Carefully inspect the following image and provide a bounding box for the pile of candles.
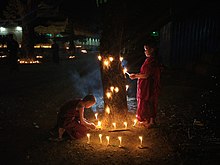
[86,133,144,148]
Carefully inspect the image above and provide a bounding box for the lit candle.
[120,56,123,62]
[133,119,138,127]
[126,85,129,91]
[95,113,98,120]
[114,87,119,93]
[110,86,114,92]
[98,55,102,61]
[112,123,116,129]
[109,56,114,62]
[99,134,102,144]
[118,136,122,147]
[106,92,111,99]
[123,122,128,129]
[105,106,110,114]
[106,136,110,146]
[87,133,91,144]
[96,121,102,129]
[139,136,143,147]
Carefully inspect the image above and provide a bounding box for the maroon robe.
[136,56,161,122]
[57,99,88,139]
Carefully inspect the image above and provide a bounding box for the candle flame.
[133,119,138,126]
[103,60,109,67]
[123,68,127,74]
[95,113,98,120]
[109,56,114,62]
[106,136,110,145]
[106,92,111,99]
[124,122,128,129]
[110,86,114,92]
[114,87,119,93]
[105,106,110,114]
[112,123,116,129]
[98,55,102,61]
[120,56,123,62]
[139,136,143,146]
[99,134,102,144]
[118,136,122,147]
[126,85,129,91]
[96,121,102,129]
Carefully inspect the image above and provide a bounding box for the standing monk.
[129,41,162,128]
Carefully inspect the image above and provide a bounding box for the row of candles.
[86,133,144,148]
[95,113,138,129]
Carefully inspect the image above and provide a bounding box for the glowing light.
[69,56,75,59]
[109,56,114,62]
[126,85,129,91]
[114,87,119,93]
[106,92,111,99]
[16,26,22,31]
[0,27,6,32]
[87,133,91,144]
[95,113,98,120]
[139,136,143,147]
[105,106,110,114]
[99,134,102,144]
[123,122,127,129]
[98,55,102,61]
[96,121,102,129]
[119,56,123,62]
[133,119,138,127]
[110,86,114,92]
[118,136,122,147]
[123,68,127,74]
[81,49,87,53]
[103,60,109,67]
[36,55,43,59]
[112,123,116,129]
[106,136,110,145]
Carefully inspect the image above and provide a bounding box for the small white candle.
[133,119,138,127]
[139,136,143,147]
[95,113,98,120]
[106,136,110,145]
[87,133,91,144]
[99,134,102,144]
[112,123,116,129]
[118,136,122,147]
[124,122,128,129]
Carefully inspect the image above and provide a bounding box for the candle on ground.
[99,134,102,144]
[118,136,122,147]
[87,133,91,144]
[106,136,110,146]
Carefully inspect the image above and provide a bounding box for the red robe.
[136,57,161,122]
[57,99,88,139]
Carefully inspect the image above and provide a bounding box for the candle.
[133,119,138,127]
[105,106,110,114]
[110,86,114,92]
[114,87,119,93]
[99,134,102,144]
[87,133,91,144]
[123,122,128,129]
[95,113,98,120]
[139,136,143,147]
[106,92,111,99]
[106,136,110,146]
[112,123,116,129]
[118,136,122,147]
[96,121,102,129]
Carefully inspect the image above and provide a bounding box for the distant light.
[16,26,22,31]
[81,49,87,53]
[150,31,159,37]
[0,27,6,32]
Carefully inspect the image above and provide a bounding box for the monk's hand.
[129,74,136,80]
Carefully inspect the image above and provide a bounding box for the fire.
[126,85,129,91]
[99,134,102,144]
[105,106,110,114]
[110,86,114,92]
[123,68,127,74]
[106,92,112,99]
[114,87,119,93]
[123,122,128,129]
[118,136,122,147]
[133,119,138,127]
[98,55,102,61]
[120,56,123,62]
[103,60,109,67]
[96,121,102,129]
[109,56,114,62]
[112,123,116,129]
[106,136,110,145]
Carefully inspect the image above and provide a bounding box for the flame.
[95,113,98,120]
[105,106,110,114]
[126,85,129,91]
[103,60,109,67]
[114,87,119,93]
[133,119,137,126]
[110,86,114,92]
[139,136,143,146]
[120,56,123,62]
[112,123,116,129]
[123,122,128,129]
[123,68,127,74]
[96,121,102,129]
[109,56,114,62]
[106,136,110,145]
[98,55,102,61]
[99,134,102,144]
[106,92,112,99]
[118,136,122,147]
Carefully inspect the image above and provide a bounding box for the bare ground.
[0,55,219,165]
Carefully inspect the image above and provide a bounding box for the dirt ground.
[0,54,219,165]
